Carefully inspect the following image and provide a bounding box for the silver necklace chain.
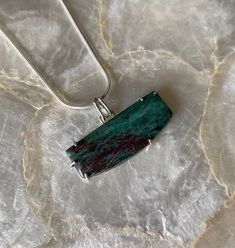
[0,0,112,109]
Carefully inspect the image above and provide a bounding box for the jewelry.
[0,0,173,182]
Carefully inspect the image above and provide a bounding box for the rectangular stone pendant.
[66,91,173,179]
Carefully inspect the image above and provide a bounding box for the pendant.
[66,91,172,180]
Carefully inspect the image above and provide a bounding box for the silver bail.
[94,98,115,123]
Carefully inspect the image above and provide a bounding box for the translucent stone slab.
[67,0,235,71]
[0,90,47,247]
[200,52,235,194]
[195,195,235,248]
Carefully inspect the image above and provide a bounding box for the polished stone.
[66,92,172,178]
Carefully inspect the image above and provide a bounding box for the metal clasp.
[94,98,115,123]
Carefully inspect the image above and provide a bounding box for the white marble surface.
[0,0,235,247]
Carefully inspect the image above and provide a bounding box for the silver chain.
[0,0,112,108]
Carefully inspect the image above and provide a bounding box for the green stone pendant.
[66,91,173,180]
